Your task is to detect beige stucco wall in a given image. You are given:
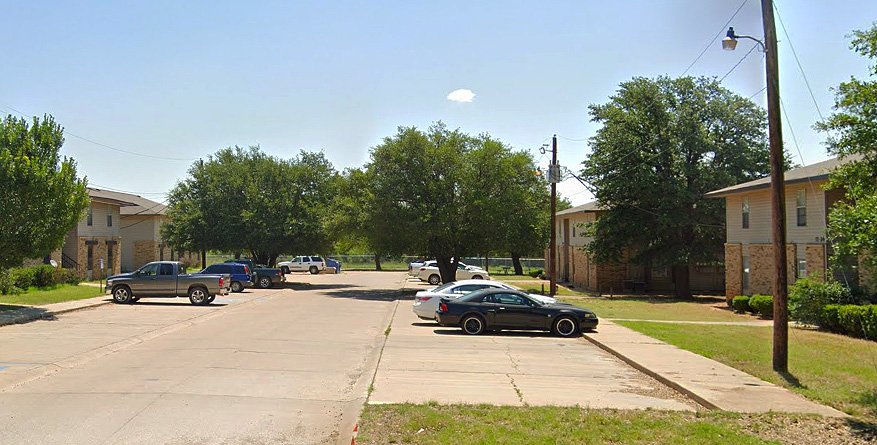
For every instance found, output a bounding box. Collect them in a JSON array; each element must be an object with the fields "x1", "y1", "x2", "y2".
[
  {"x1": 725, "y1": 181, "x2": 828, "y2": 246},
  {"x1": 120, "y1": 215, "x2": 163, "y2": 271},
  {"x1": 77, "y1": 202, "x2": 122, "y2": 238}
]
